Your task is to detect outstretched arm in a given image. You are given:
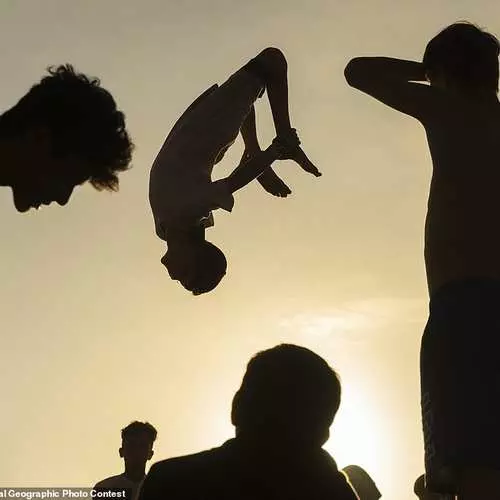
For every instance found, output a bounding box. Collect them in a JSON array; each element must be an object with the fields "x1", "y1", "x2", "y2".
[{"x1": 344, "y1": 57, "x2": 442, "y2": 120}]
